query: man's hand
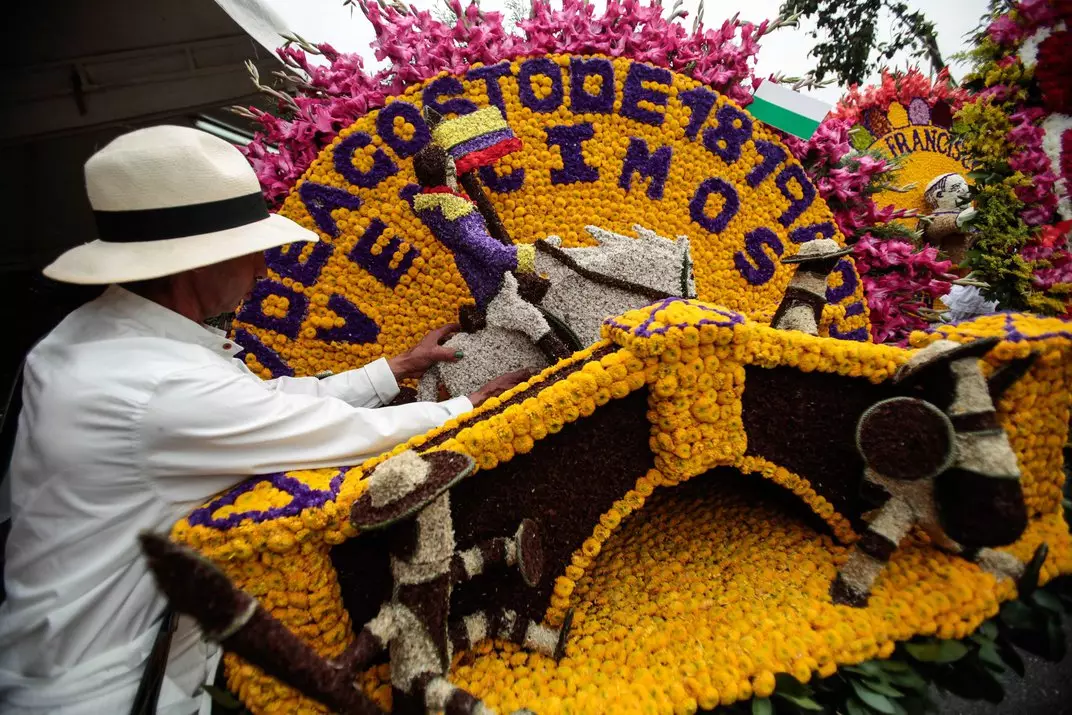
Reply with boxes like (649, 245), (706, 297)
(468, 369), (534, 408)
(387, 323), (462, 381)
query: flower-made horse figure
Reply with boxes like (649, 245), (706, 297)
(416, 223), (696, 401)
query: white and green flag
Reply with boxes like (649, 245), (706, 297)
(749, 82), (833, 141)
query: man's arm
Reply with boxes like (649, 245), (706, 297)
(139, 364), (530, 502)
(141, 365), (470, 487)
(256, 324), (464, 408)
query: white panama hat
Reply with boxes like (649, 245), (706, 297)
(43, 125), (317, 284)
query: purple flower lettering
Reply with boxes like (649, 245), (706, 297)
(317, 294), (380, 344)
(422, 75), (478, 117)
(299, 182), (362, 238)
(479, 164), (526, 193)
(233, 328), (294, 378)
(547, 123), (599, 184)
(775, 165), (816, 227)
(376, 101), (431, 158)
(690, 177), (739, 233)
(467, 61), (514, 115)
(679, 87), (717, 140)
(789, 221), (836, 244)
(619, 137), (672, 199)
(518, 57), (564, 113)
(746, 140), (787, 187)
(702, 105), (753, 164)
(733, 228), (784, 285)
(237, 280), (309, 339)
(334, 132), (399, 188)
(569, 57), (615, 114)
(266, 240), (334, 286)
(348, 218), (419, 288)
(621, 62), (671, 126)
(825, 258), (858, 303)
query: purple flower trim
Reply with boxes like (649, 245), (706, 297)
(621, 62), (671, 126)
(299, 182), (362, 238)
(844, 302), (866, 317)
(467, 62), (513, 115)
(349, 218), (419, 288)
(334, 132), (399, 189)
(690, 177), (740, 233)
(619, 138), (672, 200)
(266, 240), (334, 286)
(547, 123), (599, 185)
(376, 100), (431, 158)
(825, 259), (858, 304)
(416, 205), (518, 309)
(518, 57), (564, 113)
(789, 221), (836, 245)
(187, 469), (346, 529)
(733, 227), (783, 285)
(569, 57), (615, 114)
(236, 280), (309, 339)
(422, 75), (478, 117)
(702, 105), (753, 164)
(316, 294), (380, 344)
(602, 297), (745, 338)
(746, 140), (787, 188)
(449, 128), (517, 161)
(679, 87), (717, 140)
(479, 164), (526, 193)
(931, 312), (1072, 343)
(775, 164), (816, 228)
(233, 328), (294, 377)
(828, 325), (870, 342)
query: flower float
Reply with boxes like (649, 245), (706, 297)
(954, 0), (1072, 315)
(173, 303), (1072, 714)
(172, 3), (1072, 714)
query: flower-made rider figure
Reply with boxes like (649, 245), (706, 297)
(411, 107), (573, 363)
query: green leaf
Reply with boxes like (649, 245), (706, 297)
(977, 642), (1005, 673)
(773, 673), (810, 698)
(844, 662), (884, 678)
(862, 679), (904, 697)
(773, 692), (824, 711)
(850, 681), (897, 714)
(886, 669), (928, 693)
(878, 660), (912, 674)
(845, 697), (870, 715)
(752, 697), (774, 715)
(905, 640), (969, 663)
(934, 659), (1005, 704)
(1018, 543), (1049, 597)
(976, 620), (999, 641)
(1031, 589), (1065, 615)
(1046, 617), (1067, 661)
(1000, 600), (1037, 630)
(996, 636), (1025, 677)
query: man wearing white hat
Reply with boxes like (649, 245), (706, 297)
(0, 126), (529, 714)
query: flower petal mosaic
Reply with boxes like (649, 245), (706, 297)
(232, 54), (871, 382)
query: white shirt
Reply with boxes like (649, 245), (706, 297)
(0, 286), (471, 714)
(944, 284), (1000, 323)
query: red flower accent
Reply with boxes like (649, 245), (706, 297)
(1036, 31), (1072, 114)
